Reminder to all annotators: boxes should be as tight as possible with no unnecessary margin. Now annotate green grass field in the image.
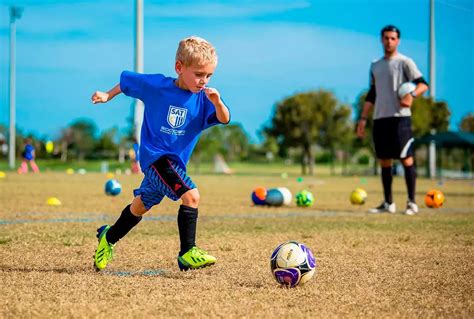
[0,169,473,317]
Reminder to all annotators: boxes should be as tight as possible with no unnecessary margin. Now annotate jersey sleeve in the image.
[120,71,165,100]
[403,58,423,82]
[202,95,230,130]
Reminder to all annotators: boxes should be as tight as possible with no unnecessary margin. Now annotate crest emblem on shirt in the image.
[167,106,187,128]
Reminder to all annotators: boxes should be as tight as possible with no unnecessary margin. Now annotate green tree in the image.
[68,119,98,160]
[319,102,353,175]
[94,128,119,159]
[411,97,450,137]
[353,92,377,173]
[265,89,349,175]
[459,113,474,133]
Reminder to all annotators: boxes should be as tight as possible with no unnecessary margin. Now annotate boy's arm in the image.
[91,84,122,104]
[204,87,230,124]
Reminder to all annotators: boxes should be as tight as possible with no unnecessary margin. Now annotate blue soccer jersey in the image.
[120,71,228,171]
[23,144,35,160]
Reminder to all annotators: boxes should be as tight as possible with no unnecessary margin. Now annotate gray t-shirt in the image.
[370,53,422,119]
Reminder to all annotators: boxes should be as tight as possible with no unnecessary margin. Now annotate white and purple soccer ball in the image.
[270,241,316,288]
[398,82,416,99]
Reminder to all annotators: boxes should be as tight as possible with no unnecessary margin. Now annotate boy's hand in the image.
[204,87,221,105]
[91,91,110,104]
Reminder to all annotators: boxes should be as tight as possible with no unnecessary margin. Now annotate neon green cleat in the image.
[94,225,114,271]
[177,247,217,271]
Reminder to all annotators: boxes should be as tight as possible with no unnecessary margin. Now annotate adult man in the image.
[357,25,429,215]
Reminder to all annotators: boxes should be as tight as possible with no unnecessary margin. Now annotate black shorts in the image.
[373,117,414,159]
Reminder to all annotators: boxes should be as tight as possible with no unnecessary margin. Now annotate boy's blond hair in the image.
[176,36,218,67]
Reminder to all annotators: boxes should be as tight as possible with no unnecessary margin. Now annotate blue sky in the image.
[0,0,472,142]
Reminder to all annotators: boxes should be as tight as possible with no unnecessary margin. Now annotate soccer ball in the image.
[424,189,444,208]
[270,241,316,288]
[105,179,122,196]
[265,188,284,206]
[277,187,292,205]
[350,188,368,205]
[295,190,314,207]
[398,82,416,99]
[251,186,267,205]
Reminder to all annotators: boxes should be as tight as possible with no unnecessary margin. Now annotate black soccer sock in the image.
[177,205,198,256]
[404,164,417,202]
[106,204,142,244]
[381,166,393,204]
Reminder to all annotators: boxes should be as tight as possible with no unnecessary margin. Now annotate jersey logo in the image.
[167,106,187,128]
[174,183,182,191]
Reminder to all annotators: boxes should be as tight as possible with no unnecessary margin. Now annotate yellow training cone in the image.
[106,172,115,179]
[66,168,74,175]
[0,171,6,178]
[46,197,62,206]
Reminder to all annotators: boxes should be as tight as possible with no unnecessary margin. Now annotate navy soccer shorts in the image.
[134,156,196,210]
[373,117,414,160]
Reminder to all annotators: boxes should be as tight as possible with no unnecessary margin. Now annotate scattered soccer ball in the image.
[270,241,316,288]
[277,187,292,206]
[350,188,368,205]
[398,82,416,99]
[105,179,122,196]
[265,188,284,206]
[295,190,314,207]
[424,189,444,208]
[251,186,267,205]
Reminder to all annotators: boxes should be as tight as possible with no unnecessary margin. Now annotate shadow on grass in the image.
[0,264,167,277]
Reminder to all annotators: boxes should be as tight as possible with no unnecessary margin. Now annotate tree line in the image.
[1,89,472,174]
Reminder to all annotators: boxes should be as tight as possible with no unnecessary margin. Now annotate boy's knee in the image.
[131,196,148,216]
[181,189,200,208]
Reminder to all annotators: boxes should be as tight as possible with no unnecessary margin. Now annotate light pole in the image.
[427,0,436,178]
[8,6,23,170]
[134,0,144,143]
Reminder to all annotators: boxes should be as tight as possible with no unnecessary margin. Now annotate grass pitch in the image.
[0,170,473,318]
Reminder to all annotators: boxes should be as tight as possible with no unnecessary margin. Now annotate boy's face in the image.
[381,31,400,54]
[175,61,216,93]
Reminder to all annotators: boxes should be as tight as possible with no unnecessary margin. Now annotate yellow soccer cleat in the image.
[177,247,216,271]
[94,225,114,271]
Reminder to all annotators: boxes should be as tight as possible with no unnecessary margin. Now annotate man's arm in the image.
[357,101,373,138]
[91,84,122,104]
[400,78,429,107]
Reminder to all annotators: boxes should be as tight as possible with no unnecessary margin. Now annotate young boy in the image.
[91,36,230,271]
[18,138,40,174]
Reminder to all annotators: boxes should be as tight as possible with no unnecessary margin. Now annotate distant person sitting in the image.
[18,138,40,174]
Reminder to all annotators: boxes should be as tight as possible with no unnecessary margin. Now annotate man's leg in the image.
[402,156,419,215]
[381,159,393,204]
[369,159,396,213]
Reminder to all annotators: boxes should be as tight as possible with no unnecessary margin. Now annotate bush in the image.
[357,154,370,165]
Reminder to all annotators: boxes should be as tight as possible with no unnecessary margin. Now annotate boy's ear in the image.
[175,60,183,74]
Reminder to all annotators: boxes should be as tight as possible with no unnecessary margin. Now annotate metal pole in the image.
[8,7,22,170]
[134,0,144,143]
[429,0,436,98]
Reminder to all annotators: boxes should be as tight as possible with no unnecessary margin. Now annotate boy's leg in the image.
[106,196,147,244]
[177,189,216,270]
[178,190,200,255]
[149,157,216,270]
[94,196,147,270]
[18,160,28,174]
[29,160,40,173]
